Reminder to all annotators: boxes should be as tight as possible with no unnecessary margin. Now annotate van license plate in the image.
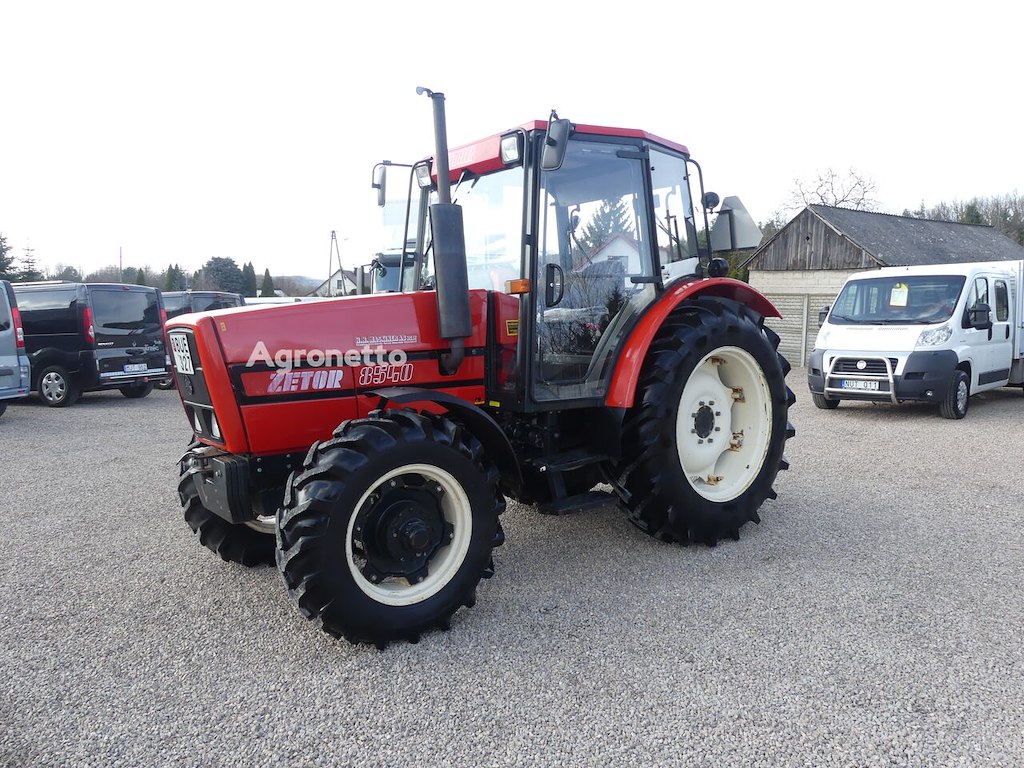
[123,363,148,373]
[169,333,195,375]
[840,379,879,391]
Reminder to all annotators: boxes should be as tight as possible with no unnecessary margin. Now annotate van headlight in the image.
[917,324,952,347]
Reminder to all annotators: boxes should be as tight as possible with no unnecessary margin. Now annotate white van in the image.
[808,260,1023,419]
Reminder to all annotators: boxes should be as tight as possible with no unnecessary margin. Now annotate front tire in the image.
[37,366,80,407]
[178,450,276,567]
[277,409,505,647]
[617,299,794,545]
[940,369,969,419]
[812,392,840,410]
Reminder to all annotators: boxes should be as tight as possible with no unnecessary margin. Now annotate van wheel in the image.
[811,393,840,410]
[38,366,80,407]
[119,383,154,399]
[940,370,969,419]
[0,403,6,418]
[155,378,176,391]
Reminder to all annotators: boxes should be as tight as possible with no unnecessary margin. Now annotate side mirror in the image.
[969,302,993,331]
[701,191,721,212]
[0,319,9,331]
[541,117,572,172]
[818,306,830,328]
[372,164,387,207]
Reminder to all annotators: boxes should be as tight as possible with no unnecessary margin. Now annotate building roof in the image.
[805,205,1024,266]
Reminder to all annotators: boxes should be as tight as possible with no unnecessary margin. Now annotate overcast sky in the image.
[2,1,1021,282]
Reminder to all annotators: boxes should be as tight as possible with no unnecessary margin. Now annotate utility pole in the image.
[119,246,123,282]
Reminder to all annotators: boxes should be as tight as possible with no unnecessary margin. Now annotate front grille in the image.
[831,357,897,375]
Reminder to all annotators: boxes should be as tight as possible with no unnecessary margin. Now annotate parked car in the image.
[0,280,31,417]
[162,290,246,319]
[156,291,246,389]
[12,281,170,407]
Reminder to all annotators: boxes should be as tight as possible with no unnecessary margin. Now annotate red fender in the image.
[605,277,780,409]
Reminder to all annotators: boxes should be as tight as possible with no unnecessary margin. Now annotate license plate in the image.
[169,333,195,375]
[123,363,148,373]
[840,379,880,391]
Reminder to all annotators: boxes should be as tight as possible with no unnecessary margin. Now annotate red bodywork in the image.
[170,291,489,456]
[606,278,780,409]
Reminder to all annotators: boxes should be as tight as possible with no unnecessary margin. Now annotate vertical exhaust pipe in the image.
[417,87,471,374]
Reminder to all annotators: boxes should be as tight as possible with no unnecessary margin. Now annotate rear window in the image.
[90,288,162,336]
[193,294,241,312]
[163,294,188,318]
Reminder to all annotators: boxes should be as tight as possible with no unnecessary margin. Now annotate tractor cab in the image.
[373,109,758,412]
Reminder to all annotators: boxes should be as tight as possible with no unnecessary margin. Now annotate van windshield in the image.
[91,289,162,337]
[830,275,966,325]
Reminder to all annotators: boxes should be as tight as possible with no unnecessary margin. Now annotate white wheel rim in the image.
[675,345,773,502]
[245,515,276,535]
[346,463,473,606]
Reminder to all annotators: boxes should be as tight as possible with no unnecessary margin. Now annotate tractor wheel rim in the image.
[245,514,277,535]
[675,346,773,502]
[346,463,472,606]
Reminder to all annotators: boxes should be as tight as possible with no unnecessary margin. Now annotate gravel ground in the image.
[1,375,1023,768]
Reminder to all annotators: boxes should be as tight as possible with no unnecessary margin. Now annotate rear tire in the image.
[178,450,276,567]
[38,366,80,407]
[812,392,840,410]
[940,369,969,420]
[617,299,794,545]
[0,403,6,418]
[119,383,154,399]
[277,409,505,647]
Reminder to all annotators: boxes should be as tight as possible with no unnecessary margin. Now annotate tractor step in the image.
[533,450,610,473]
[538,490,617,516]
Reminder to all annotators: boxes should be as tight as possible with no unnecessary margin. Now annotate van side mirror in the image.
[0,319,9,331]
[818,306,830,328]
[372,164,387,207]
[969,303,993,331]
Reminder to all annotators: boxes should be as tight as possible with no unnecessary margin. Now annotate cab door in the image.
[531,139,658,404]
[963,275,1011,389]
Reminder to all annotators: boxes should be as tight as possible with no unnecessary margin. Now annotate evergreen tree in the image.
[260,269,276,297]
[200,257,243,292]
[164,264,177,291]
[15,247,44,282]
[135,267,148,285]
[576,198,635,265]
[0,233,16,281]
[241,261,258,297]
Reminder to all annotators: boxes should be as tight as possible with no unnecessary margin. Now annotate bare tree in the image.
[789,168,880,212]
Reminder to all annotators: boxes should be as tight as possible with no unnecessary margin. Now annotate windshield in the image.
[830,275,966,325]
[421,165,525,291]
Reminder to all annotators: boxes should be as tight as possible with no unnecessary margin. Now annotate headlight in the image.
[917,324,952,347]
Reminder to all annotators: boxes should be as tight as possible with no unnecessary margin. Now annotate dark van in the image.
[0,280,31,417]
[155,291,245,389]
[12,282,170,407]
[162,290,245,319]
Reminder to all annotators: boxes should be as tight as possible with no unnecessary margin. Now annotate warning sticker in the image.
[505,320,519,337]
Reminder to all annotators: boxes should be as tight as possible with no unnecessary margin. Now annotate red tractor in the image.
[170,90,795,647]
